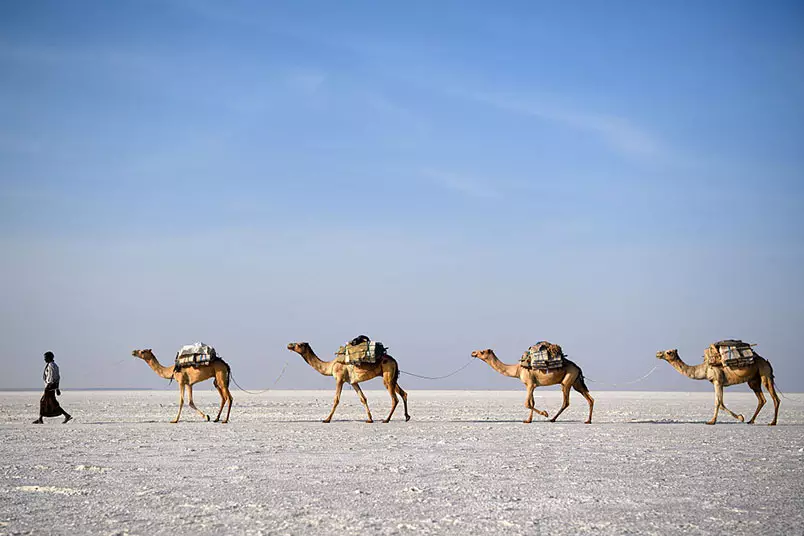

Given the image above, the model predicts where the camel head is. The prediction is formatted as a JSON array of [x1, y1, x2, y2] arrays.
[[132, 348, 156, 361], [656, 349, 679, 362], [287, 342, 311, 355], [471, 348, 495, 362]]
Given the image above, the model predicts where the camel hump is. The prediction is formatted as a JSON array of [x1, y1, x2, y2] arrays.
[[336, 336, 387, 365], [521, 341, 566, 370], [175, 342, 220, 369], [706, 340, 756, 368]]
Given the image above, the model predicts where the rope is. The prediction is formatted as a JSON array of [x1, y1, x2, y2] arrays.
[[230, 362, 288, 395], [585, 364, 660, 388], [400, 356, 474, 380], [779, 391, 804, 403]]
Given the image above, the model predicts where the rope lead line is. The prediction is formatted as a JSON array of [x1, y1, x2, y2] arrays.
[[400, 356, 474, 380], [230, 362, 288, 395], [585, 364, 660, 388]]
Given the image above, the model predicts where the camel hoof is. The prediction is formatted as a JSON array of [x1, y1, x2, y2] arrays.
[[747, 420, 755, 425], [768, 422, 777, 426], [221, 420, 228, 424], [205, 415, 210, 422], [382, 419, 390, 423], [584, 420, 592, 425], [549, 418, 557, 423], [213, 418, 220, 423], [322, 419, 331, 423], [705, 420, 716, 425], [170, 420, 178, 424], [405, 415, 411, 422], [523, 420, 532, 424], [540, 411, 549, 418], [366, 419, 374, 424], [736, 415, 744, 422]]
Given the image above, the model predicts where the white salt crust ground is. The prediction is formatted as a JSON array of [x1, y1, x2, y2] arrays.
[[1, 390, 802, 536]]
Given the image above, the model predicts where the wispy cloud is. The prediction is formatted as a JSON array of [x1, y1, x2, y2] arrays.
[[422, 169, 502, 199], [458, 91, 662, 159], [284, 69, 327, 95], [365, 93, 431, 134]]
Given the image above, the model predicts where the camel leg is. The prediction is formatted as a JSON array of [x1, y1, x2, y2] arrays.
[[707, 383, 721, 425], [213, 382, 226, 422], [530, 388, 548, 419], [395, 384, 411, 421], [186, 384, 210, 421], [573, 380, 594, 424], [171, 383, 186, 423], [352, 383, 374, 423], [381, 377, 398, 423], [221, 385, 233, 424], [761, 375, 780, 426], [323, 380, 344, 423], [718, 388, 744, 423], [523, 384, 535, 423], [708, 382, 743, 424], [550, 380, 572, 422], [746, 378, 765, 424]]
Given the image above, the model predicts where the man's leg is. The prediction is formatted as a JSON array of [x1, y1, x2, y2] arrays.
[[34, 392, 45, 423]]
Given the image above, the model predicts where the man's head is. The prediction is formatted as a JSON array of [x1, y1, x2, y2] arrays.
[[43, 351, 54, 363]]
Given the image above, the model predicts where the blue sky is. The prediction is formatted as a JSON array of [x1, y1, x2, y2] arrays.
[[1, 1, 802, 392]]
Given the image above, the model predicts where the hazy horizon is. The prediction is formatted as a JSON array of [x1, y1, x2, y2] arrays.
[[2, 1, 802, 392]]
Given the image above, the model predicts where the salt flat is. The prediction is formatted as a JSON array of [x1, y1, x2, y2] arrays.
[[1, 390, 802, 536]]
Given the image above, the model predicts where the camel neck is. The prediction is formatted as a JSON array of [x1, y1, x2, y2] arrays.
[[146, 355, 176, 380], [485, 352, 521, 378], [667, 356, 708, 380], [300, 347, 334, 376]]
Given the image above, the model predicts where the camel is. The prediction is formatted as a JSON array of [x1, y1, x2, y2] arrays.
[[287, 342, 410, 423], [132, 349, 233, 423], [656, 348, 779, 425], [472, 348, 594, 423]]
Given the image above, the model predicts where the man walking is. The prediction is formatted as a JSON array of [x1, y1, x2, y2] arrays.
[[33, 351, 72, 424]]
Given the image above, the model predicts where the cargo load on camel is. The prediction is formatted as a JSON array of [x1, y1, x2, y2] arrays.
[[175, 342, 219, 369], [704, 340, 756, 368], [335, 335, 387, 365], [520, 341, 566, 370]]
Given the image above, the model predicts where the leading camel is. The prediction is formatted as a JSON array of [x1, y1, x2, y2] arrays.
[[656, 348, 779, 425], [132, 349, 233, 423], [472, 348, 594, 423], [287, 342, 410, 423]]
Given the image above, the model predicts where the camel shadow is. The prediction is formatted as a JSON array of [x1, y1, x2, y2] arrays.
[[446, 419, 587, 424], [268, 419, 410, 424], [629, 420, 745, 425], [79, 420, 222, 425], [425, 419, 524, 424]]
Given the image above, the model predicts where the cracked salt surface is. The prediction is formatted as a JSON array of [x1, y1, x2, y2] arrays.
[[1, 390, 802, 535]]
